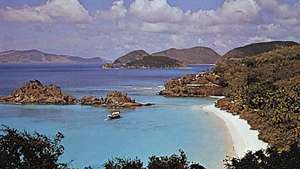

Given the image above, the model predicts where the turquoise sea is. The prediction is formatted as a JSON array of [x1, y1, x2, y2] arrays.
[[0, 64, 233, 169]]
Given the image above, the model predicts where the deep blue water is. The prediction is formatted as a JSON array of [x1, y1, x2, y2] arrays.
[[0, 64, 233, 169]]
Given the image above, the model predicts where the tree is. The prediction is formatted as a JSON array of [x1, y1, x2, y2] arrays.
[[0, 126, 69, 169], [104, 158, 144, 169], [148, 150, 189, 169], [104, 151, 206, 169], [224, 143, 300, 169]]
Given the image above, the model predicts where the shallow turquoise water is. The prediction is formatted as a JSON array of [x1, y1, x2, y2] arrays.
[[0, 65, 233, 169]]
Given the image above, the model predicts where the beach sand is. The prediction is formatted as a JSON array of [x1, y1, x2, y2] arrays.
[[201, 104, 268, 158]]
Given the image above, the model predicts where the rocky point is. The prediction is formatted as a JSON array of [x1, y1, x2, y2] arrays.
[[0, 80, 77, 105]]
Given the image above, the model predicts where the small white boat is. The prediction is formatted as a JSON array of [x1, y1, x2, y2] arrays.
[[108, 111, 121, 119]]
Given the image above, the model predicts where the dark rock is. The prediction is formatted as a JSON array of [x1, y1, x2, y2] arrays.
[[104, 91, 135, 106], [80, 91, 154, 108], [80, 96, 103, 105]]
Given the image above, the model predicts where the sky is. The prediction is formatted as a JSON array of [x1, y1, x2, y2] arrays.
[[0, 0, 299, 60]]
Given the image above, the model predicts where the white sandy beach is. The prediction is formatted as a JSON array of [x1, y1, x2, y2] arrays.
[[201, 104, 268, 158]]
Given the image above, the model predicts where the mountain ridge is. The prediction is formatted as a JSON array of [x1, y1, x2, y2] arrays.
[[103, 46, 220, 69], [0, 49, 105, 64], [103, 50, 184, 69], [152, 46, 220, 65]]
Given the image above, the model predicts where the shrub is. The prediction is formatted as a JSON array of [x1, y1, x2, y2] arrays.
[[0, 126, 69, 169], [104, 158, 143, 169], [104, 151, 206, 169], [224, 143, 300, 169]]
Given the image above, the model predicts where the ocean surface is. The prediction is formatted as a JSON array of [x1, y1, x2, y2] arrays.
[[0, 64, 233, 169]]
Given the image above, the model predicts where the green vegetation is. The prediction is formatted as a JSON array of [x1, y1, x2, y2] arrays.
[[161, 41, 300, 168], [106, 49, 185, 69], [104, 158, 143, 169], [0, 126, 69, 169], [216, 46, 300, 149], [222, 41, 298, 59], [125, 55, 184, 68], [104, 150, 205, 169], [224, 143, 300, 169]]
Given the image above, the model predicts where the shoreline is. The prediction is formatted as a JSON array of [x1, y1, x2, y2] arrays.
[[201, 103, 268, 158]]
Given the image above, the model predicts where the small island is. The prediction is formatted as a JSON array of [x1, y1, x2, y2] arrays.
[[0, 80, 153, 108], [80, 91, 154, 108], [0, 80, 77, 105], [103, 50, 184, 69], [102, 46, 221, 69]]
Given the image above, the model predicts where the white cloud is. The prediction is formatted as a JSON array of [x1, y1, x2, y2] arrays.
[[0, 0, 91, 23], [248, 36, 274, 43], [186, 0, 260, 26], [257, 0, 300, 25], [96, 0, 127, 20], [0, 0, 300, 58], [140, 22, 170, 33], [129, 0, 184, 23], [127, 0, 260, 26]]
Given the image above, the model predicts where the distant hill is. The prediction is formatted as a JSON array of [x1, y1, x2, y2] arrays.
[[103, 46, 220, 69], [215, 41, 299, 72], [113, 50, 150, 66], [223, 41, 299, 59], [103, 50, 183, 69], [152, 46, 220, 65], [125, 55, 184, 68], [0, 49, 105, 64]]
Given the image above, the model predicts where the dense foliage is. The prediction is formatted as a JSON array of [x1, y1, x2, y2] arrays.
[[104, 150, 205, 169], [215, 46, 300, 149], [224, 143, 300, 169], [126, 55, 183, 68], [104, 158, 144, 169], [0, 126, 69, 169], [222, 41, 298, 59]]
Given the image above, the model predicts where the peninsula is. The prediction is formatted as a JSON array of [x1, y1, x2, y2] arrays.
[[160, 41, 300, 149]]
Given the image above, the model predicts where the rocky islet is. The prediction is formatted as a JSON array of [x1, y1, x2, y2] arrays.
[[0, 80, 153, 108]]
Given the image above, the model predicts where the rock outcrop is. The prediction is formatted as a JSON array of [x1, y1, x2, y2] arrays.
[[0, 81, 154, 108], [80, 91, 153, 108], [80, 96, 103, 105], [0, 80, 77, 104], [160, 72, 227, 97]]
